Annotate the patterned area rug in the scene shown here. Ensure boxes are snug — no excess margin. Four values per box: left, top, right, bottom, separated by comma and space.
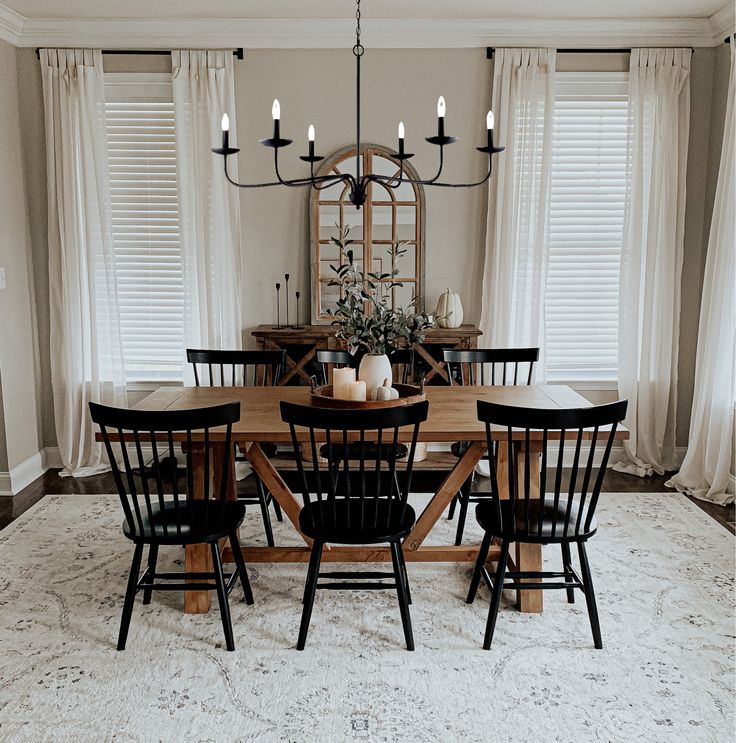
0, 492, 733, 742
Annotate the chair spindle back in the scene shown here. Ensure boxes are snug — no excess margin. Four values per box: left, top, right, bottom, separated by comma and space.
187, 349, 285, 387
90, 402, 240, 540
280, 401, 429, 532
477, 400, 627, 539
444, 348, 539, 386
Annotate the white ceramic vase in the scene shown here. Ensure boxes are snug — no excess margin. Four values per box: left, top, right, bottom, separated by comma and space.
358, 353, 393, 400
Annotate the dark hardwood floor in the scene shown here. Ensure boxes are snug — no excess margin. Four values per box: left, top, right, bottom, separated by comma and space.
2, 461, 733, 533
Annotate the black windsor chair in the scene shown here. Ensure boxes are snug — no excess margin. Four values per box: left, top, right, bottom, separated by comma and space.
186, 348, 285, 546
467, 399, 627, 649
280, 400, 429, 651
90, 401, 254, 652
443, 347, 540, 544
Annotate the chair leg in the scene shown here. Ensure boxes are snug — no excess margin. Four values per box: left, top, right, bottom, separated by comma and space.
211, 542, 235, 651
229, 531, 254, 605
256, 477, 275, 547
270, 494, 284, 522
482, 540, 510, 650
447, 493, 458, 520
454, 475, 473, 546
297, 541, 324, 651
390, 541, 415, 651
396, 540, 412, 605
577, 542, 603, 649
117, 543, 144, 651
466, 531, 493, 604
561, 542, 575, 604
142, 544, 158, 605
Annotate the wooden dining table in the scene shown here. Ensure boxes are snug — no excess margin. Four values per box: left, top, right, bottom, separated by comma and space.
129, 384, 628, 616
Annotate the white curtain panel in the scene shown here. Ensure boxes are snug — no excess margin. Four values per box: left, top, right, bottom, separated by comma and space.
614, 48, 692, 477
479, 48, 556, 381
666, 45, 736, 505
172, 50, 242, 384
41, 49, 127, 477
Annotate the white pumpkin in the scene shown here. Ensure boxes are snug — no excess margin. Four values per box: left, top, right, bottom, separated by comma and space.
372, 378, 393, 401
435, 288, 463, 328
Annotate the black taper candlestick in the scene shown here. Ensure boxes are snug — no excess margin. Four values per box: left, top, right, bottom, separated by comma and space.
293, 291, 304, 329
284, 273, 290, 327
275, 282, 282, 328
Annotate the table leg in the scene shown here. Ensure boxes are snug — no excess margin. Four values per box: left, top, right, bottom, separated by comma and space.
185, 443, 213, 614
404, 441, 486, 551
495, 441, 543, 613
245, 442, 313, 548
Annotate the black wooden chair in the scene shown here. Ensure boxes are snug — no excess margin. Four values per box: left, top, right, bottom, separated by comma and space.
280, 400, 429, 651
443, 347, 540, 545
186, 348, 285, 547
388, 348, 416, 384
316, 349, 353, 386
89, 401, 254, 652
466, 399, 627, 649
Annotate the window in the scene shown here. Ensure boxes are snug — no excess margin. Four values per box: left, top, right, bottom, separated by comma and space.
545, 73, 629, 381
105, 73, 184, 381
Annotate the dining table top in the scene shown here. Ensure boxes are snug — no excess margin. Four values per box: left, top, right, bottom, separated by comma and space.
129, 384, 629, 443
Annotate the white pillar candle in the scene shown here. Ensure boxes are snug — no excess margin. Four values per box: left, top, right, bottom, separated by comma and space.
332, 367, 356, 399
346, 380, 367, 401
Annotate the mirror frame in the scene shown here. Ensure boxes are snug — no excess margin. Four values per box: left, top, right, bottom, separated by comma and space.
309, 143, 426, 324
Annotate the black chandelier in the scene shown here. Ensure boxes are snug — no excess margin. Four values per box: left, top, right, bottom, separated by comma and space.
212, 0, 504, 208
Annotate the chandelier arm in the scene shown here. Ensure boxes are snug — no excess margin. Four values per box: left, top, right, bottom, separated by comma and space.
273, 150, 344, 188
368, 155, 493, 189
222, 156, 284, 188
312, 174, 352, 192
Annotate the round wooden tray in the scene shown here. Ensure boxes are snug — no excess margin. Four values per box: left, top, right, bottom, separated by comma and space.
309, 383, 426, 409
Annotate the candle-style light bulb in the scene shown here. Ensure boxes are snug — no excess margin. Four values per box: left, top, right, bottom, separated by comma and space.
398, 121, 405, 139
272, 99, 281, 141
307, 124, 315, 157
437, 96, 446, 138
221, 113, 230, 149
486, 110, 494, 130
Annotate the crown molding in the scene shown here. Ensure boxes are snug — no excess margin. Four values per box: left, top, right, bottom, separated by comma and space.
0, 3, 23, 45
8, 15, 726, 50
709, 3, 735, 43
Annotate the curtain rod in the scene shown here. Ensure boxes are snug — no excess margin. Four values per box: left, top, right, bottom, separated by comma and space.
35, 48, 244, 60
486, 47, 695, 59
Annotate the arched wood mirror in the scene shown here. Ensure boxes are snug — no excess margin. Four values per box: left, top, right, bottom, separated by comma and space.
310, 144, 425, 323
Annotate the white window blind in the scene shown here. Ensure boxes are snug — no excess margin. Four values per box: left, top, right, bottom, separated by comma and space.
104, 73, 184, 381
545, 73, 629, 381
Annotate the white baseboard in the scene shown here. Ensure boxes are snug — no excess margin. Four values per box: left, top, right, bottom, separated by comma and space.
0, 451, 45, 496
42, 446, 62, 470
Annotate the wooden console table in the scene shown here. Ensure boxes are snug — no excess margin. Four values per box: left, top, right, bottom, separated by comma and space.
252, 324, 481, 385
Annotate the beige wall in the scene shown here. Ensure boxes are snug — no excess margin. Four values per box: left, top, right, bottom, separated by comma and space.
11, 45, 733, 457
0, 39, 42, 472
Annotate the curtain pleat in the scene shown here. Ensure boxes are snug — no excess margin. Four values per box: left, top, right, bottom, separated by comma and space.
172, 50, 243, 386
666, 45, 735, 504
614, 48, 692, 477
41, 48, 127, 477
479, 48, 556, 382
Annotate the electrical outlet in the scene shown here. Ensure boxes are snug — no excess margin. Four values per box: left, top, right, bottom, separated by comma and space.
0, 268, 5, 290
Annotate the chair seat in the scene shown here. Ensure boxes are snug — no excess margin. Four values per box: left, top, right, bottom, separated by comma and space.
123, 500, 246, 544
299, 499, 416, 544
475, 498, 597, 542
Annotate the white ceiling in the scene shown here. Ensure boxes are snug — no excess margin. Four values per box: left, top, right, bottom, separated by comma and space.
1, 0, 733, 48
2, 0, 729, 20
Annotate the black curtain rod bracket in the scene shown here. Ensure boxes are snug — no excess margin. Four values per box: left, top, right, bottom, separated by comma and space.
36, 47, 244, 60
